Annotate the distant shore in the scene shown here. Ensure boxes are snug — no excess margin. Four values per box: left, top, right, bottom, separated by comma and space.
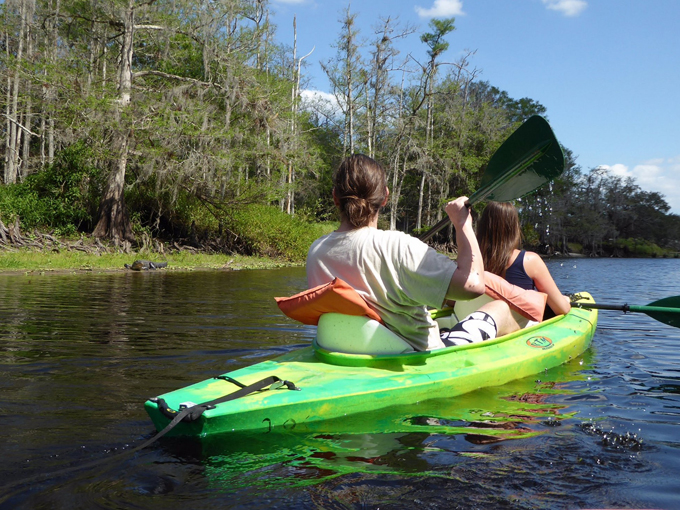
2, 234, 676, 276
0, 243, 301, 275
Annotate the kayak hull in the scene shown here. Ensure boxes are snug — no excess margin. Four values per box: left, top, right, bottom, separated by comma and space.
145, 293, 598, 437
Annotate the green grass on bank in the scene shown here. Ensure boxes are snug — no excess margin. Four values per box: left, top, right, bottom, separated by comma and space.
0, 196, 339, 273
0, 249, 302, 274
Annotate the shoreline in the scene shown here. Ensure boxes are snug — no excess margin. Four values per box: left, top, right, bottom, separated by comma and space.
2, 238, 675, 277
0, 249, 302, 276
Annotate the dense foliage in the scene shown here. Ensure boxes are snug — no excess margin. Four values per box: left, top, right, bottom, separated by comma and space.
1, 0, 678, 260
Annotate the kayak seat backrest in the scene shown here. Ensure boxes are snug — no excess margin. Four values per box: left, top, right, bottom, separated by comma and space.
316, 313, 415, 354
454, 294, 533, 329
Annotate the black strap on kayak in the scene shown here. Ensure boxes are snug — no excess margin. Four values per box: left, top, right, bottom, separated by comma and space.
151, 375, 301, 423
214, 374, 300, 391
215, 375, 249, 388
1, 374, 300, 498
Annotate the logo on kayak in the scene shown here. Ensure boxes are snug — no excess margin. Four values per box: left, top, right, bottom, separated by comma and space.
526, 336, 553, 350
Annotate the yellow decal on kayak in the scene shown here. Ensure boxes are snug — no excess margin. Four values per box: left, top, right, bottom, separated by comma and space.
526, 336, 553, 350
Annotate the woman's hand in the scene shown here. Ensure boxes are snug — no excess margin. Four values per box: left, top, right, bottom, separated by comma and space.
445, 197, 472, 230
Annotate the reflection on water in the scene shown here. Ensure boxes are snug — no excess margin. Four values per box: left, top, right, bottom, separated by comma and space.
198, 357, 589, 491
0, 260, 679, 509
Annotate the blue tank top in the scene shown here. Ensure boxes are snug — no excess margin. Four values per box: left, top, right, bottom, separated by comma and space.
504, 250, 535, 290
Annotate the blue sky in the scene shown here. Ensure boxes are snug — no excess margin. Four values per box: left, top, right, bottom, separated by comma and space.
270, 0, 680, 213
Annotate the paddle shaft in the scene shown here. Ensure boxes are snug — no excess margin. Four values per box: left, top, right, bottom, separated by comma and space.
419, 139, 552, 242
573, 302, 680, 314
572, 298, 680, 328
419, 206, 469, 243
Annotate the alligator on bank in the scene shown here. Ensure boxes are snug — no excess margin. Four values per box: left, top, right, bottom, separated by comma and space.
124, 260, 168, 271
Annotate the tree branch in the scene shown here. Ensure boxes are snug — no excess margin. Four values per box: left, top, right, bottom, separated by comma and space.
132, 70, 223, 90
2, 113, 39, 137
134, 24, 165, 30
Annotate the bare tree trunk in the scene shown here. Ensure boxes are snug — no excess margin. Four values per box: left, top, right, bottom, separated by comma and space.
6, 0, 27, 184
416, 172, 426, 230
418, 73, 434, 231
263, 10, 270, 76
286, 16, 297, 215
389, 73, 407, 231
42, 0, 60, 165
5, 20, 12, 179
286, 162, 293, 215
389, 149, 403, 231
86, 5, 96, 91
365, 79, 372, 158
94, 130, 133, 239
93, 0, 135, 241
20, 3, 34, 179
266, 124, 271, 178
101, 32, 107, 87
426, 178, 432, 226
346, 28, 355, 157
283, 17, 313, 216
21, 103, 31, 178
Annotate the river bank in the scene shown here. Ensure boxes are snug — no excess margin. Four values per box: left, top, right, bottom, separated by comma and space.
0, 233, 300, 275
2, 230, 676, 276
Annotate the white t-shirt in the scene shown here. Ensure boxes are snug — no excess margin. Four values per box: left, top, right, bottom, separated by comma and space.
306, 227, 457, 351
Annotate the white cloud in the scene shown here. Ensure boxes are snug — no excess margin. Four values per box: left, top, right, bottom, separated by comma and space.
597, 158, 680, 213
300, 89, 342, 118
541, 0, 587, 17
603, 163, 633, 179
301, 89, 337, 106
415, 0, 464, 19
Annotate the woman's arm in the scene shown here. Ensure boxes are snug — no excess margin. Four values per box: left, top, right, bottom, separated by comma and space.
444, 197, 486, 301
524, 252, 571, 315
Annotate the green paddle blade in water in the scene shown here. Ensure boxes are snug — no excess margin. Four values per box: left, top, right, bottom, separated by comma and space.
632, 296, 680, 328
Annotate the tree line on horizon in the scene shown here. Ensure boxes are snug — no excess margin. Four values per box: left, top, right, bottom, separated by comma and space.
1, 0, 678, 259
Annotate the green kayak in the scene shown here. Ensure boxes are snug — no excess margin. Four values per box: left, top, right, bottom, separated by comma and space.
144, 293, 598, 438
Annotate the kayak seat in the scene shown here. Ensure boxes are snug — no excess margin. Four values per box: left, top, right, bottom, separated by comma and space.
316, 313, 415, 355
454, 294, 534, 329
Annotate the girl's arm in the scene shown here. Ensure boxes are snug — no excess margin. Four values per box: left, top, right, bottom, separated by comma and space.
524, 252, 571, 315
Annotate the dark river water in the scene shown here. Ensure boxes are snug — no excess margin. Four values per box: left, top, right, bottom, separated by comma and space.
1, 259, 679, 509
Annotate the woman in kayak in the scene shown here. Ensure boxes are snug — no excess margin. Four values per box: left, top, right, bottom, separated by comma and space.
306, 154, 520, 352
476, 201, 571, 319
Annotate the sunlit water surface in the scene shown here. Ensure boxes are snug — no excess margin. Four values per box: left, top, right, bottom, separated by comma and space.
1, 259, 679, 509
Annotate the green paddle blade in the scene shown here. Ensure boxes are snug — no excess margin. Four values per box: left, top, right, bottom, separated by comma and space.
469, 115, 565, 204
420, 115, 565, 242
632, 296, 680, 328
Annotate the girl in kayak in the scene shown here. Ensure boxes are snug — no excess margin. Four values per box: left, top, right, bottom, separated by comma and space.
306, 154, 520, 351
476, 201, 571, 319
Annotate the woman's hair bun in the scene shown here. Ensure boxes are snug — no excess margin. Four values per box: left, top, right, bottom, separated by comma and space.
333, 155, 387, 228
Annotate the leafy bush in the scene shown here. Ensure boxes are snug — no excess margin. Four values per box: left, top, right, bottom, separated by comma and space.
603, 238, 666, 257
225, 204, 336, 261
567, 243, 583, 254
0, 143, 101, 232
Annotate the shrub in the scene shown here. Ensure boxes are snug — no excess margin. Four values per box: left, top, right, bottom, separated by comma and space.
608, 238, 665, 257
567, 243, 583, 254
225, 204, 336, 261
0, 143, 101, 231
